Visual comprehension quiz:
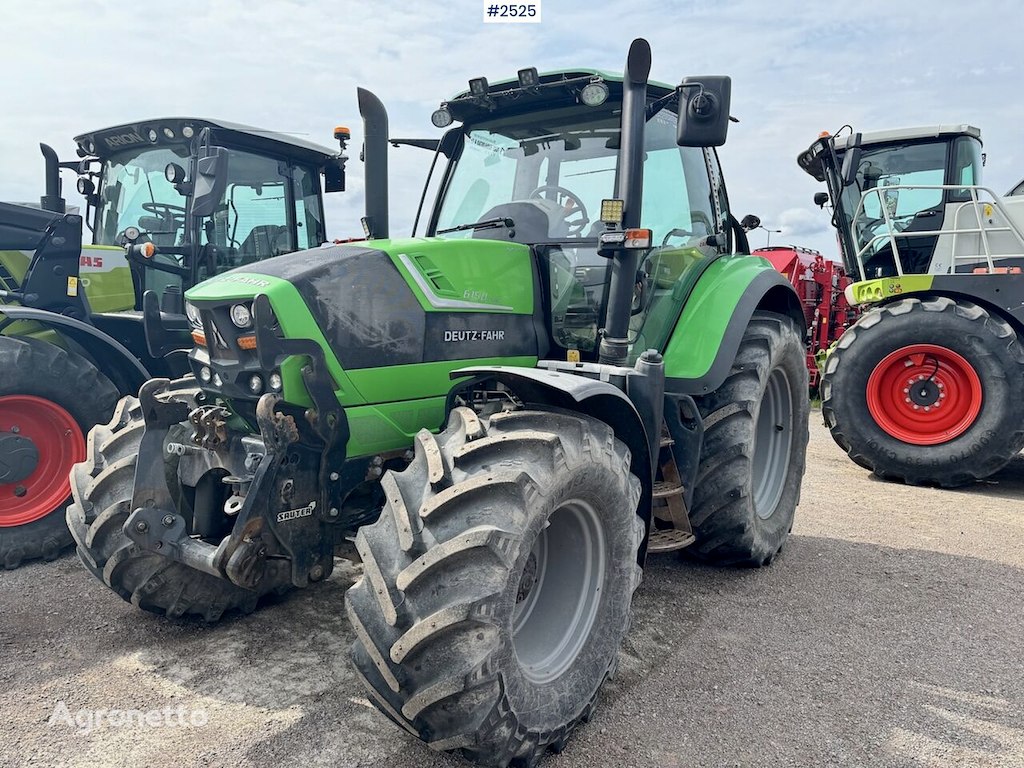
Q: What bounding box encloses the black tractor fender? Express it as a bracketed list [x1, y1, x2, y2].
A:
[666, 268, 805, 396]
[449, 365, 656, 565]
[1, 306, 151, 395]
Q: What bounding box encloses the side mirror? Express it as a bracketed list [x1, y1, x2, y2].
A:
[676, 76, 732, 147]
[324, 156, 346, 193]
[191, 146, 228, 218]
[840, 142, 862, 188]
[740, 214, 761, 231]
[813, 192, 829, 208]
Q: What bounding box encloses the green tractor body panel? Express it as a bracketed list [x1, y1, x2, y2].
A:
[383, 237, 535, 315]
[658, 254, 788, 381]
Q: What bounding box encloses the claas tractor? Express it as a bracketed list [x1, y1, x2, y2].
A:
[0, 119, 347, 567]
[69, 39, 809, 766]
[799, 124, 1024, 486]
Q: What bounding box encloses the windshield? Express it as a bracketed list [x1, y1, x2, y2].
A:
[435, 106, 712, 245]
[96, 145, 191, 246]
[96, 146, 325, 281]
[835, 137, 982, 278]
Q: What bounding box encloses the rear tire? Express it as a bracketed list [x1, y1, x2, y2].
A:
[346, 407, 644, 767]
[687, 312, 810, 566]
[822, 297, 1024, 486]
[0, 336, 118, 569]
[66, 396, 272, 621]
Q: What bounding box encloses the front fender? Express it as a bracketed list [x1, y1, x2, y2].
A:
[0, 306, 150, 393]
[450, 364, 656, 565]
[663, 255, 803, 394]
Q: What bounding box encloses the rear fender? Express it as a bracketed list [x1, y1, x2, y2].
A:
[450, 365, 656, 565]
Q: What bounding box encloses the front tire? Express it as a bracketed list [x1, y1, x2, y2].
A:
[66, 396, 273, 621]
[822, 297, 1024, 486]
[0, 336, 119, 569]
[346, 407, 644, 767]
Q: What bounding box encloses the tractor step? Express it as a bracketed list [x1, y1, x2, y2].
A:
[652, 480, 684, 499]
[646, 528, 696, 553]
[648, 424, 695, 552]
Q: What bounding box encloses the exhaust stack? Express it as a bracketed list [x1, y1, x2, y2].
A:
[39, 143, 66, 214]
[357, 88, 389, 239]
[599, 38, 651, 366]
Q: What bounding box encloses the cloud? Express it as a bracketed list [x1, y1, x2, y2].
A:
[779, 207, 831, 237]
[4, 0, 1022, 259]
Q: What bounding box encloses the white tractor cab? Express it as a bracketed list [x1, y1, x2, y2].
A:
[800, 125, 1024, 291]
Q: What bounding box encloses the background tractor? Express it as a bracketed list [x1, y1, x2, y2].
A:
[69, 39, 809, 766]
[0, 119, 347, 568]
[799, 124, 1024, 486]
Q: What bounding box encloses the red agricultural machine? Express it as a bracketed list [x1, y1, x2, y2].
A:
[753, 246, 856, 389]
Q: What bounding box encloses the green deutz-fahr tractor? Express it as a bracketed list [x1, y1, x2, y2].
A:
[799, 124, 1024, 486]
[69, 40, 809, 765]
[0, 119, 347, 567]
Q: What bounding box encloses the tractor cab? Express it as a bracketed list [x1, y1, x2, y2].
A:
[73, 118, 346, 313]
[0, 118, 347, 377]
[799, 125, 1024, 286]
[418, 70, 737, 363]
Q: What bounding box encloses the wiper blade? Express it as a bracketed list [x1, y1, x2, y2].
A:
[437, 217, 514, 235]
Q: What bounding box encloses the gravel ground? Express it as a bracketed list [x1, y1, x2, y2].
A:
[1, 413, 1022, 768]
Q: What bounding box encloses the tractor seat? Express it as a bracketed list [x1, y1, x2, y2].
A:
[473, 202, 555, 245]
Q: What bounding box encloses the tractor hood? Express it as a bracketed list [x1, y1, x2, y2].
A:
[183, 237, 539, 409]
[185, 238, 534, 315]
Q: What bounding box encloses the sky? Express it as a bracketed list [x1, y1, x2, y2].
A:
[4, 0, 1022, 258]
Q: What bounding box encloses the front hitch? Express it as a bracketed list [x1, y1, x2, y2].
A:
[122, 383, 327, 590]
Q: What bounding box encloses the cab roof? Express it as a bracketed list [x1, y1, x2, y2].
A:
[444, 69, 677, 125]
[74, 117, 339, 166]
[831, 124, 982, 151]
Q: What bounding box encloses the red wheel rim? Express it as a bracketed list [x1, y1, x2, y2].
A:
[866, 344, 983, 446]
[0, 395, 85, 527]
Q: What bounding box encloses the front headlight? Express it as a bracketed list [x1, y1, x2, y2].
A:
[185, 302, 203, 329]
[230, 303, 253, 329]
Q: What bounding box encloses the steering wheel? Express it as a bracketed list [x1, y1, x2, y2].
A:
[140, 202, 186, 233]
[529, 185, 589, 237]
[141, 202, 186, 218]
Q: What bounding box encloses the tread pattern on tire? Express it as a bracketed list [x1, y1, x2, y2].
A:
[687, 312, 810, 566]
[347, 407, 644, 768]
[821, 296, 1024, 487]
[66, 396, 272, 621]
[0, 335, 118, 569]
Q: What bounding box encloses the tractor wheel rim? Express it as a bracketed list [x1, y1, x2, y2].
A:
[0, 395, 84, 527]
[752, 367, 793, 520]
[866, 344, 982, 446]
[511, 499, 607, 684]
